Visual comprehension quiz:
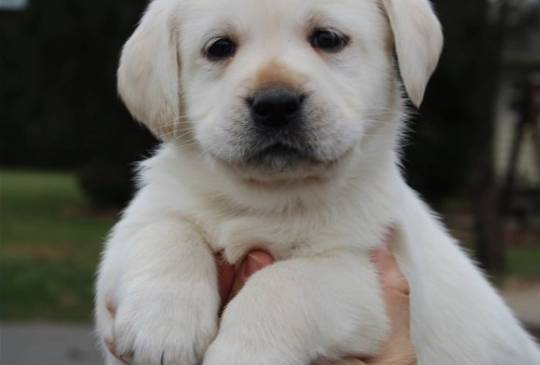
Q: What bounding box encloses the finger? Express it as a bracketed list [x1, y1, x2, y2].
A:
[215, 253, 236, 305]
[230, 250, 274, 299]
[371, 232, 412, 340]
[330, 359, 368, 365]
[372, 232, 410, 297]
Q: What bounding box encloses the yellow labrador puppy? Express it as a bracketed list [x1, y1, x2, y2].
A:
[96, 0, 540, 364]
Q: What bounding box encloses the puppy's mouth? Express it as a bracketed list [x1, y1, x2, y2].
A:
[246, 143, 315, 168]
[206, 125, 354, 183]
[209, 138, 353, 187]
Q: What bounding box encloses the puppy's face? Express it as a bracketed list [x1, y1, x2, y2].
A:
[183, 0, 393, 180]
[119, 0, 443, 184]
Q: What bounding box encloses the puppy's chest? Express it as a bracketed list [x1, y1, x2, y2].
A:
[197, 210, 373, 264]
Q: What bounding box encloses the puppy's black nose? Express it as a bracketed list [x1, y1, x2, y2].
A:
[250, 88, 303, 128]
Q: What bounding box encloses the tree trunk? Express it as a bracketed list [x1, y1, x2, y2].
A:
[530, 83, 540, 175]
[471, 0, 511, 275]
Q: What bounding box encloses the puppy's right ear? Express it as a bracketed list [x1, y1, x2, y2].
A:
[118, 0, 180, 139]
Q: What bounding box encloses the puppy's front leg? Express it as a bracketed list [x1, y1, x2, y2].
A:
[96, 220, 219, 365]
[204, 252, 389, 365]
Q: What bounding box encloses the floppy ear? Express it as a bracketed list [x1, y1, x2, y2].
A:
[381, 0, 443, 107]
[118, 0, 180, 139]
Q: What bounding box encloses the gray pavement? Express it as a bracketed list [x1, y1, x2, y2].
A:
[502, 283, 540, 328]
[1, 287, 539, 365]
[1, 323, 102, 365]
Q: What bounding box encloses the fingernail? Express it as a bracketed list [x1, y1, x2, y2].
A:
[249, 251, 267, 264]
[246, 250, 274, 275]
[245, 253, 263, 276]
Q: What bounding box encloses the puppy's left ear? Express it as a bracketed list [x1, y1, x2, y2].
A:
[381, 0, 443, 107]
[118, 0, 180, 139]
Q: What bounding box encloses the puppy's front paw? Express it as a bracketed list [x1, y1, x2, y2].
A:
[112, 282, 219, 365]
[203, 336, 290, 365]
[202, 291, 309, 365]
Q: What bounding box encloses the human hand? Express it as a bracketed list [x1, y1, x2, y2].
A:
[216, 250, 275, 309]
[334, 238, 416, 365]
[216, 234, 416, 365]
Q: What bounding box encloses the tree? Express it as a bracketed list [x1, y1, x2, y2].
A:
[0, 0, 156, 169]
[426, 0, 540, 274]
[0, 0, 157, 207]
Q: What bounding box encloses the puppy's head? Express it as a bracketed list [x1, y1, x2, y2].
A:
[119, 0, 442, 185]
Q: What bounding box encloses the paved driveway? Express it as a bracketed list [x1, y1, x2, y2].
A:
[1, 323, 102, 365]
[1, 286, 539, 365]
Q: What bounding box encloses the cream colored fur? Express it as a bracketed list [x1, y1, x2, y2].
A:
[96, 0, 540, 364]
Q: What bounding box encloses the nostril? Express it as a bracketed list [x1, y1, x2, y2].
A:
[253, 99, 275, 117]
[283, 99, 301, 114]
[251, 88, 303, 120]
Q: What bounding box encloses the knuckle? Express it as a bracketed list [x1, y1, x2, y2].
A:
[405, 351, 418, 365]
[395, 276, 410, 296]
[385, 272, 410, 296]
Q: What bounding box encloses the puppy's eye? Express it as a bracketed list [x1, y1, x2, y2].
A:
[205, 37, 237, 61]
[310, 30, 348, 53]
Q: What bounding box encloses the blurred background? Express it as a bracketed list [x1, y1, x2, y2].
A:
[0, 0, 539, 364]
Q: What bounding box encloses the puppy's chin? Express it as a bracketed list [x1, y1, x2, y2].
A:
[244, 144, 320, 172]
[209, 146, 353, 190]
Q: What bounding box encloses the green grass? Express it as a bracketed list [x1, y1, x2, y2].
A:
[0, 170, 116, 321]
[506, 246, 540, 280]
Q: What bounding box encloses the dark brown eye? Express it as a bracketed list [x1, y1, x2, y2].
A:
[205, 37, 236, 61]
[310, 30, 348, 53]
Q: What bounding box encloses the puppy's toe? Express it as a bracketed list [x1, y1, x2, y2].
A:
[203, 336, 287, 365]
[112, 294, 218, 365]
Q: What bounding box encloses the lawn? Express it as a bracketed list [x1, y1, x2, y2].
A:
[506, 247, 540, 280]
[0, 170, 539, 322]
[0, 170, 116, 321]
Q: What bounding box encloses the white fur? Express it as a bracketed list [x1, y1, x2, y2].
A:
[381, 0, 443, 107]
[96, 0, 540, 364]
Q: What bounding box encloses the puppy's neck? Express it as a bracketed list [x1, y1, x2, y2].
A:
[205, 151, 402, 260]
[149, 142, 402, 217]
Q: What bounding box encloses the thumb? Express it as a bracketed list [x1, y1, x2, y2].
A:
[229, 250, 274, 299]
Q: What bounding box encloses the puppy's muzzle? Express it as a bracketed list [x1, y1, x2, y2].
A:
[249, 87, 305, 130]
[237, 87, 330, 170]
